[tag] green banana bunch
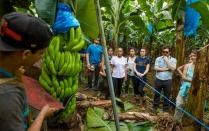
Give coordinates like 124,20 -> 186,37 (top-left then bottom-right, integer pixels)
58,97 -> 77,122
63,26 -> 85,52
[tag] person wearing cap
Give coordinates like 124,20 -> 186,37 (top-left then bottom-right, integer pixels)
0,12 -> 58,131
85,37 -> 104,91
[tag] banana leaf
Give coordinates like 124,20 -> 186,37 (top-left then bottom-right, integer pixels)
94,107 -> 105,118
76,0 -> 99,39
172,0 -> 186,20
86,108 -> 112,130
190,1 -> 209,29
107,121 -> 129,131
127,121 -> 153,131
115,98 -> 135,111
30,0 -> 57,25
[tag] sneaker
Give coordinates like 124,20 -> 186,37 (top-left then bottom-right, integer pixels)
85,87 -> 92,91
94,86 -> 97,91
97,91 -> 101,97
122,94 -> 128,98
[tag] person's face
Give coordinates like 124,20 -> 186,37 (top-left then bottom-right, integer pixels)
162,48 -> 170,57
22,48 -> 46,66
117,48 -> 123,57
94,38 -> 100,44
108,49 -> 113,56
190,52 -> 197,63
140,49 -> 146,57
129,49 -> 135,57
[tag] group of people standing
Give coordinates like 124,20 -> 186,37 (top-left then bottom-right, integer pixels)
85,37 -> 151,106
84,38 -> 198,123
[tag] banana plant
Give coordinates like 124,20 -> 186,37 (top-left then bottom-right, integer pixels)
99,0 -> 149,51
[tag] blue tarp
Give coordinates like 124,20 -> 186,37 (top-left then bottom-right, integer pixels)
51,2 -> 80,33
184,0 -> 200,37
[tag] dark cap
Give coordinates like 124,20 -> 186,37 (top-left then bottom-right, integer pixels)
0,12 -> 53,51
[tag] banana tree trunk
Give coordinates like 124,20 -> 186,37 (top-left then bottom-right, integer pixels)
171,17 -> 185,105
182,43 -> 209,131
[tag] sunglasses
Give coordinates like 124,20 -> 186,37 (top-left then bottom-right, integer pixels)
163,51 -> 169,54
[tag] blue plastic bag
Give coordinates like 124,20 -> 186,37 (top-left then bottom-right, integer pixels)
51,2 -> 80,33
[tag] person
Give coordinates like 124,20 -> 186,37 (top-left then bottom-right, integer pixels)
152,46 -> 177,112
78,48 -> 86,82
177,57 -> 192,76
85,37 -> 104,91
0,12 -> 58,131
97,47 -> 113,97
133,47 -> 150,106
122,48 -> 136,98
106,47 -> 127,99
173,50 -> 197,122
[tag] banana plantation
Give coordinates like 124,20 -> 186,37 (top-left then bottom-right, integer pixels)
1,0 -> 209,131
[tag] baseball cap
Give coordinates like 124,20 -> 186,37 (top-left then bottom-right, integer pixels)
0,12 -> 53,51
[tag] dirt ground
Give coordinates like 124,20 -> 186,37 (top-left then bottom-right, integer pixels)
24,66 -> 209,131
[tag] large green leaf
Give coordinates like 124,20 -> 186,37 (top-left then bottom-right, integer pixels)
202,0 -> 209,5
156,21 -> 167,30
76,0 -> 99,39
137,0 -> 153,17
161,11 -> 172,20
31,0 -> 57,25
156,0 -> 163,12
172,0 -> 186,20
122,15 -> 149,35
94,107 -> 105,118
190,1 -> 209,29
127,121 -> 153,131
86,108 -> 112,130
123,102 -> 135,111
108,121 -> 129,131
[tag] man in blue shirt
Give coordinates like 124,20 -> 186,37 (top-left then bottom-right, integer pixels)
152,46 -> 177,113
85,38 -> 104,91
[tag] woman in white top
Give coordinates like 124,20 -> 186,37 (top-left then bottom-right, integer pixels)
122,48 -> 136,98
106,47 -> 127,99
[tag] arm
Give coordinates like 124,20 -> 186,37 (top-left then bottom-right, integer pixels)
142,64 -> 150,76
110,64 -> 114,73
163,56 -> 176,71
86,53 -> 90,68
28,105 -> 58,131
124,64 -> 127,81
177,65 -> 184,76
154,58 -> 169,72
80,53 -> 86,58
100,54 -> 104,67
182,64 -> 192,82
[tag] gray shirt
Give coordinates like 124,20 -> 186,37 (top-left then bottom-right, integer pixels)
154,56 -> 177,80
0,73 -> 28,131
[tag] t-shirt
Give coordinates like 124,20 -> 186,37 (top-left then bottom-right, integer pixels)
127,56 -> 136,76
111,56 -> 127,78
0,68 -> 29,131
154,56 -> 177,80
86,44 -> 103,64
134,57 -> 150,77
